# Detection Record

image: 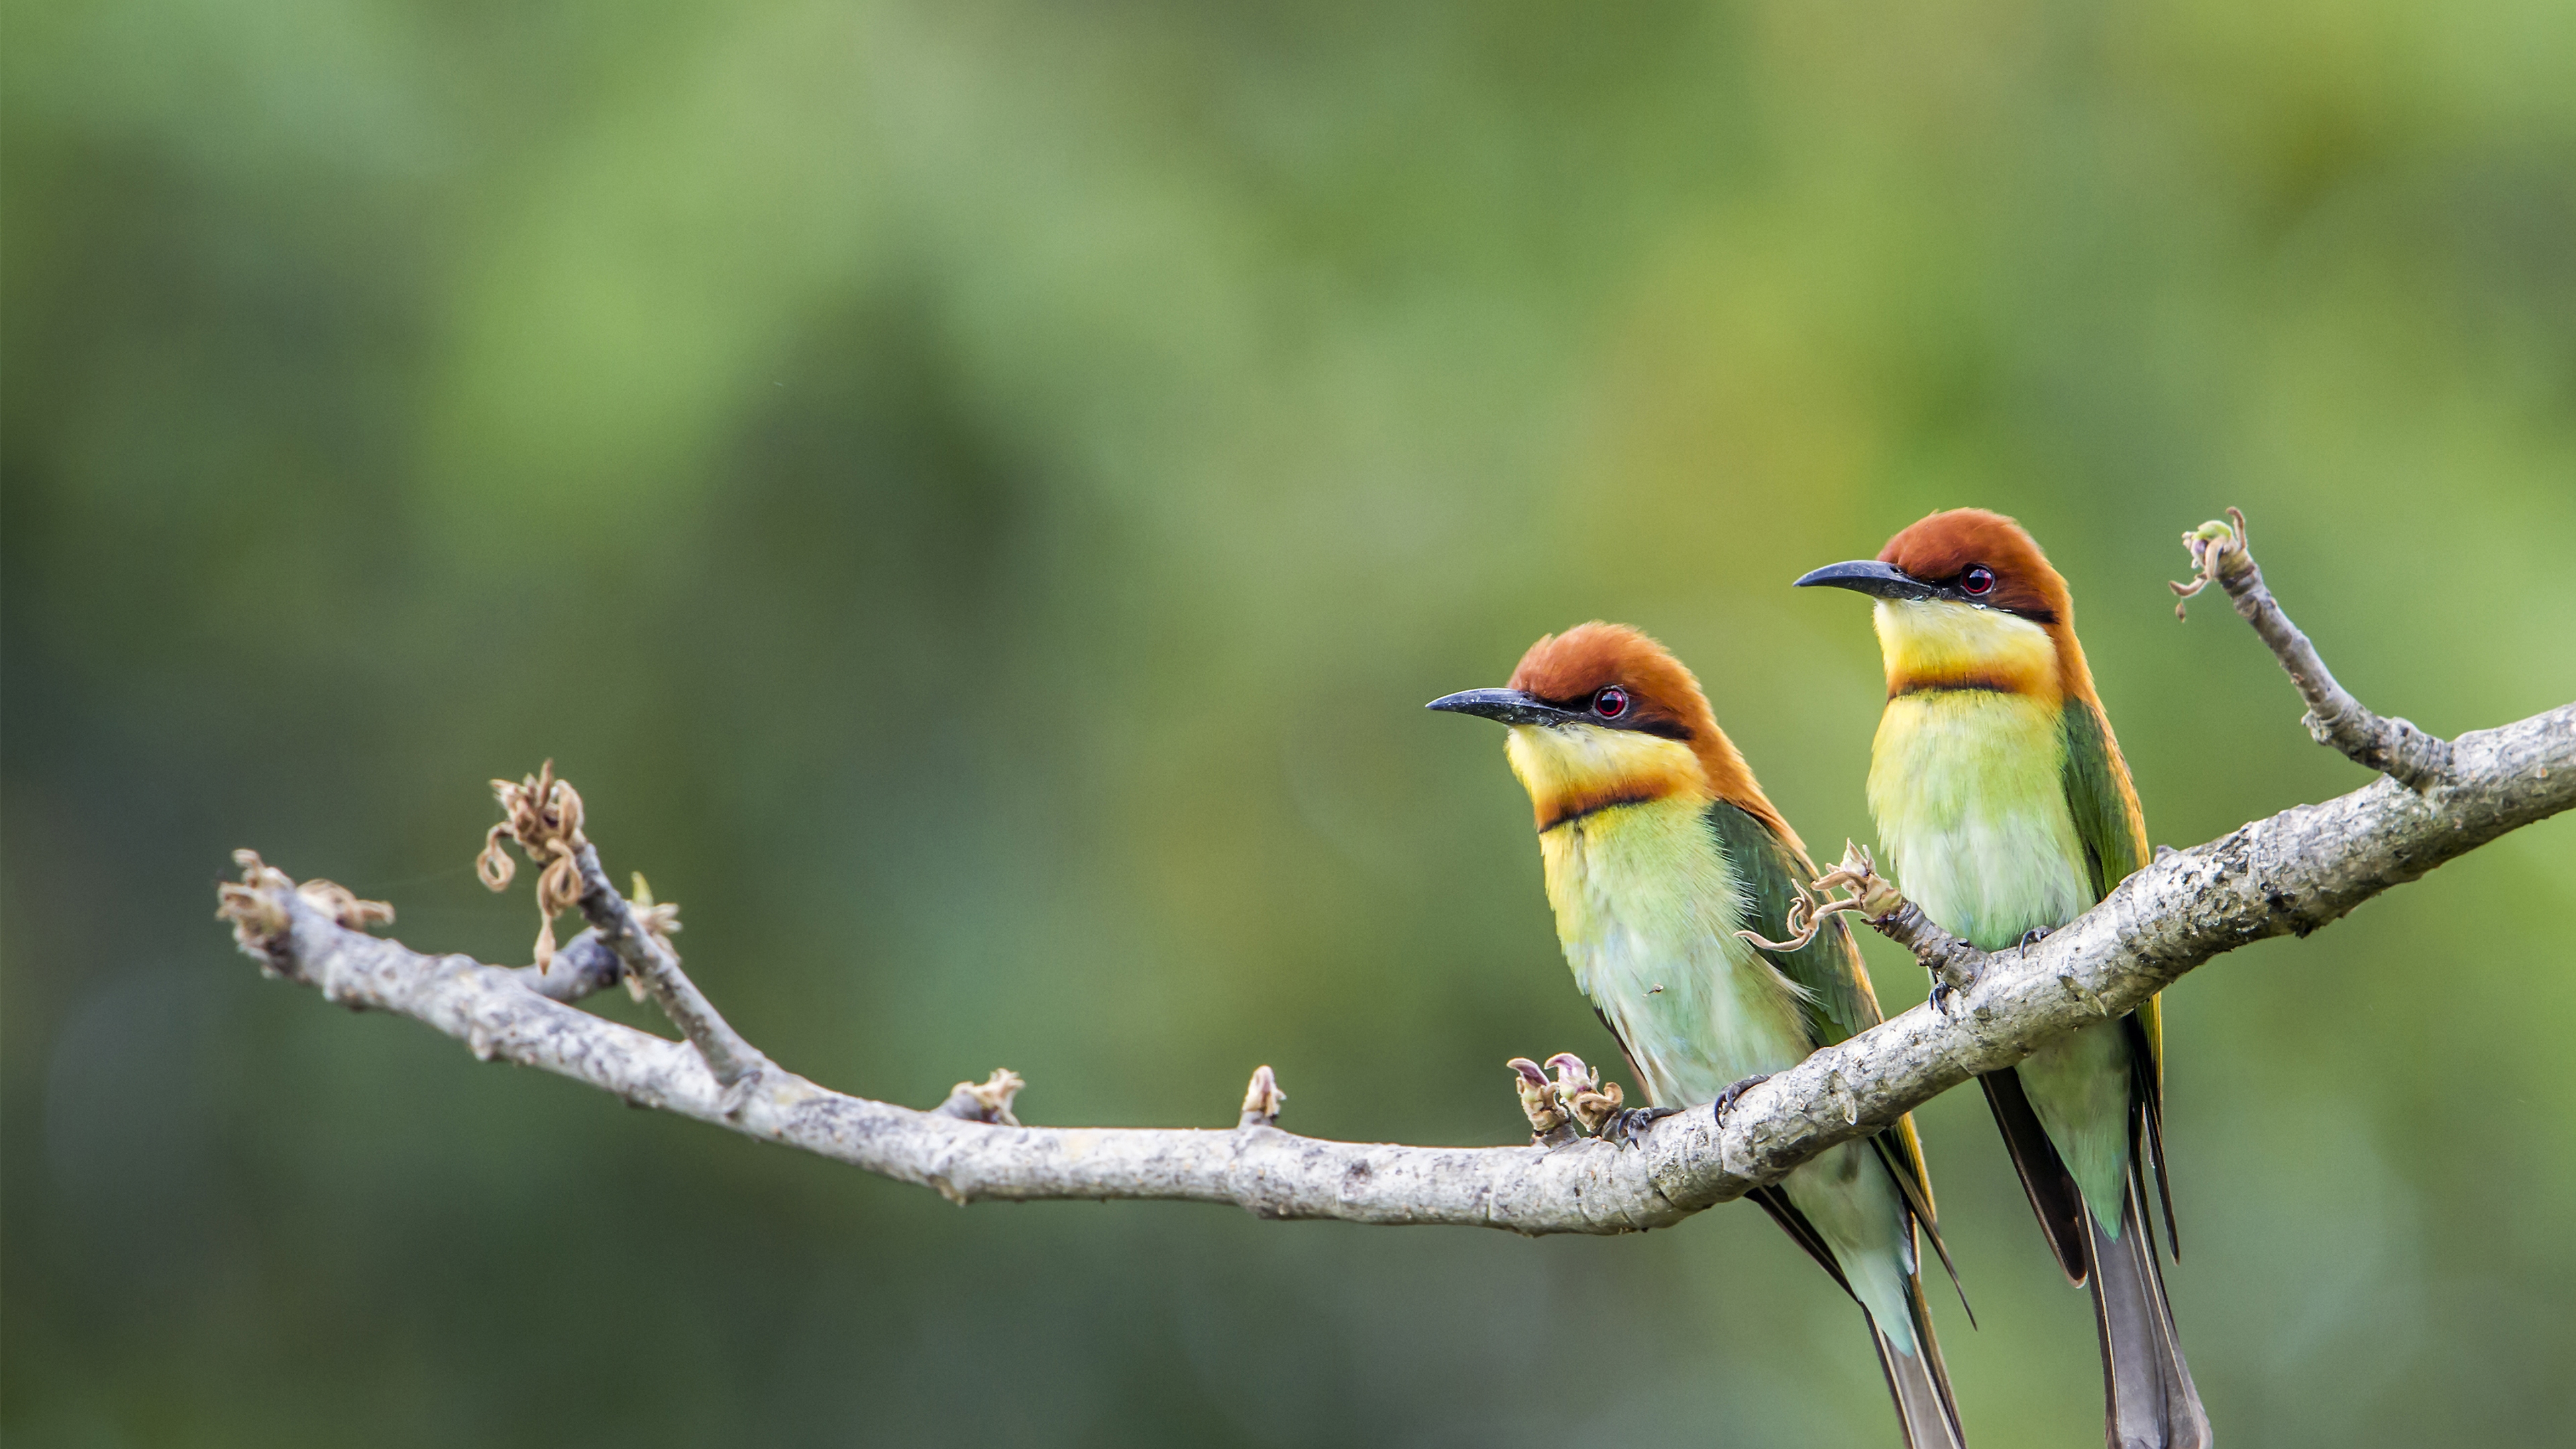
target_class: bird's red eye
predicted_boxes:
[1592,687,1629,719]
[1962,566,1996,596]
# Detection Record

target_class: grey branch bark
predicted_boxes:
[216,516,2576,1236]
[2178,510,2453,788]
[1864,898,1985,996]
[564,843,769,1090]
[514,928,625,1002]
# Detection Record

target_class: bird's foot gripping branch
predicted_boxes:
[215,512,2576,1236]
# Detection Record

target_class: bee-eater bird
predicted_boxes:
[1796,509,2208,1449]
[1431,623,1966,1449]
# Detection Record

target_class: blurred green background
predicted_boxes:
[6,0,2574,1444]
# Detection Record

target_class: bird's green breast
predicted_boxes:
[1872,688,2139,1230]
[1534,795,1812,1106]
[1868,690,2092,951]
[1537,794,1923,1354]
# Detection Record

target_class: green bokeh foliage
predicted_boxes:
[6,1,2573,1444]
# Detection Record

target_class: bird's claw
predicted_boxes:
[1601,1105,1681,1148]
[2017,926,2052,953]
[1711,1073,1772,1122]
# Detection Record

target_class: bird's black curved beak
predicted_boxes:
[1792,559,1935,602]
[1425,688,1580,727]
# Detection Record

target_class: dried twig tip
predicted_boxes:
[297,879,395,932]
[616,873,682,1002]
[1736,840,1896,953]
[1238,1065,1286,1128]
[1545,1052,1624,1136]
[215,849,392,951]
[1821,839,1906,918]
[476,760,592,972]
[968,1068,1025,1122]
[216,849,293,949]
[1507,1057,1573,1142]
[629,873,682,945]
[2169,507,2250,620]
[936,1068,1027,1127]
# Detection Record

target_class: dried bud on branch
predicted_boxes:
[477,760,590,971]
[1506,1057,1575,1146]
[217,849,392,957]
[937,1069,1028,1127]
[2168,508,2251,621]
[1238,1065,1286,1128]
[1544,1052,1623,1136]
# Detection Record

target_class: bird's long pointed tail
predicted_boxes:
[1869,1273,1968,1449]
[2083,1177,2210,1448]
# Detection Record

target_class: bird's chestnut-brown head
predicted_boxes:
[1795,508,2096,704]
[1428,621,1792,843]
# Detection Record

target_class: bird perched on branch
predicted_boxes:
[1799,509,2208,1449]
[1431,623,1966,1449]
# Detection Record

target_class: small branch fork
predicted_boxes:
[474,765,767,1090]
[1737,843,1990,1005]
[2171,508,2453,790]
[213,513,2576,1236]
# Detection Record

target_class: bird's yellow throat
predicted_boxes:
[1503,723,1707,833]
[1872,598,2061,703]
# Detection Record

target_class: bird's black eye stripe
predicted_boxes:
[1938,563,2055,623]
[1529,688,1693,741]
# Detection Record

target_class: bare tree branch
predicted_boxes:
[215,522,2576,1236]
[2174,508,2453,788]
[474,765,768,1088]
[564,842,769,1091]
[513,928,625,1003]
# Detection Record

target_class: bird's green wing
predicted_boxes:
[1707,800,1959,1298]
[2061,697,2180,1256]
[2059,696,2157,1077]
[1707,801,1873,1047]
[2059,698,2150,910]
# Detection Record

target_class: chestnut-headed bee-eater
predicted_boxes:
[1798,509,2208,1449]
[1432,623,1966,1449]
